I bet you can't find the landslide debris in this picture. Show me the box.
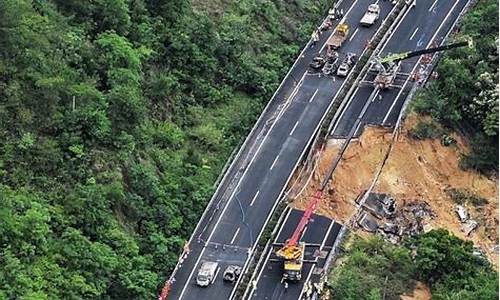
[291,114,499,267]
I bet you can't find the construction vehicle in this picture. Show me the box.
[276,191,323,281]
[196,261,218,287]
[336,52,357,77]
[222,265,241,283]
[368,39,472,89]
[326,23,349,50]
[360,3,380,27]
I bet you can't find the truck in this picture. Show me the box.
[360,4,380,27]
[196,261,218,287]
[281,242,305,281]
[336,52,357,77]
[326,23,349,50]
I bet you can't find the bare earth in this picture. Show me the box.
[291,114,499,268]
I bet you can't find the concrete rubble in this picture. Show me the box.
[356,193,435,243]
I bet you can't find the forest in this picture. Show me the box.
[411,0,498,174]
[0,0,333,298]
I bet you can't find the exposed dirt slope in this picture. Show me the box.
[291,114,499,266]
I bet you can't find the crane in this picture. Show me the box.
[369,39,472,89]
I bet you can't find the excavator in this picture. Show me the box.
[367,39,473,89]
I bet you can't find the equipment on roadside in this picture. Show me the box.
[360,3,380,27]
[364,39,472,89]
[327,23,349,50]
[196,261,218,287]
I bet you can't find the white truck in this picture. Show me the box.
[196,261,218,287]
[360,4,380,27]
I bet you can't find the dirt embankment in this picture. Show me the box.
[291,114,499,267]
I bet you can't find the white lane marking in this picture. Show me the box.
[349,28,359,42]
[330,86,360,134]
[320,220,335,250]
[383,0,461,124]
[230,228,240,244]
[213,267,221,284]
[379,2,413,51]
[289,121,300,136]
[371,88,381,103]
[409,27,419,40]
[309,88,319,103]
[249,248,273,296]
[319,0,362,53]
[249,190,260,207]
[274,208,293,243]
[429,0,439,12]
[270,154,280,170]
[299,220,335,299]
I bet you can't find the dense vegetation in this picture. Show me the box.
[329,230,499,300]
[411,0,498,174]
[0,0,333,298]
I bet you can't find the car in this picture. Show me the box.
[336,52,357,77]
[223,265,242,283]
[309,56,326,69]
[196,261,219,287]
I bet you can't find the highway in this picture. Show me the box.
[166,0,395,299]
[246,0,472,299]
[248,209,341,300]
[331,0,470,138]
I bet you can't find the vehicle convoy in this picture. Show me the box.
[327,23,349,50]
[336,52,357,77]
[360,3,380,26]
[196,261,218,287]
[370,39,472,89]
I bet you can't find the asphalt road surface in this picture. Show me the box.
[249,0,472,299]
[248,209,341,300]
[167,0,395,299]
[331,0,470,138]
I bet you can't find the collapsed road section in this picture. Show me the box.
[162,0,398,299]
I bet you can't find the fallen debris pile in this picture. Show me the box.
[357,193,435,243]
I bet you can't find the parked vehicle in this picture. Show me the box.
[360,4,380,27]
[326,23,349,50]
[336,52,357,77]
[196,261,219,287]
[223,265,242,283]
[309,56,326,69]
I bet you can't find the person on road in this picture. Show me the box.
[311,30,320,48]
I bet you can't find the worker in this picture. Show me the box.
[328,8,336,21]
[339,8,344,18]
[284,281,289,290]
[311,30,320,48]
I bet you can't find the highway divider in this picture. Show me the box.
[235,1,412,299]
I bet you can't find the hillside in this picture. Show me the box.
[0,0,334,298]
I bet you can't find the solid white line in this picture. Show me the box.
[213,267,221,283]
[349,28,359,42]
[230,228,240,244]
[409,27,419,40]
[309,88,319,103]
[289,121,300,136]
[429,0,439,12]
[274,208,293,243]
[270,155,280,170]
[379,3,413,51]
[383,0,461,124]
[249,190,260,207]
[319,0,362,53]
[249,248,273,297]
[320,220,335,250]
[330,86,360,134]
